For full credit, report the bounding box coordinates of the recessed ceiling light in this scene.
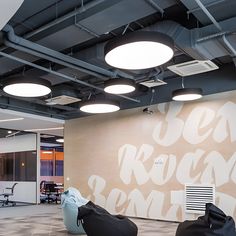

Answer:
[80,100,120,114]
[3,77,51,97]
[172,88,203,101]
[104,31,174,70]
[0,117,24,123]
[42,151,53,154]
[56,138,64,143]
[104,78,136,94]
[7,130,12,134]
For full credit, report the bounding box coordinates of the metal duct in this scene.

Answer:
[0,0,177,76]
[2,0,236,83]
[181,0,236,25]
[0,51,140,103]
[152,18,236,60]
[76,16,236,65]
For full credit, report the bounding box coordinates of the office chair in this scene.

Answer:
[45,182,60,203]
[0,183,18,206]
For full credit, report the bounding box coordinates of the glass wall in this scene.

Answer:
[0,151,37,181]
[40,150,64,177]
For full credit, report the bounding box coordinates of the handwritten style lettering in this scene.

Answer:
[87,99,236,221]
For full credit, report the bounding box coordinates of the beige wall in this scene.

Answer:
[64,91,236,221]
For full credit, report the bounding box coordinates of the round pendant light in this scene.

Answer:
[104,31,174,70]
[80,99,120,114]
[104,78,136,94]
[172,88,203,101]
[3,77,51,97]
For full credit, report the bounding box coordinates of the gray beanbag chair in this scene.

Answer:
[61,187,89,235]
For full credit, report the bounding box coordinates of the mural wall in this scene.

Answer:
[64,91,236,221]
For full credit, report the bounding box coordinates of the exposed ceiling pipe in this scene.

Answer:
[0,51,140,103]
[144,0,164,16]
[194,0,222,31]
[193,0,236,64]
[0,0,106,52]
[23,0,106,39]
[77,15,236,67]
[196,31,229,43]
[187,0,225,15]
[222,34,236,56]
[4,40,108,80]
[2,24,134,80]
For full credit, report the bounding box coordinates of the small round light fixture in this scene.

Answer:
[104,31,174,70]
[56,138,64,143]
[104,78,136,94]
[172,88,203,101]
[3,77,51,97]
[80,99,120,114]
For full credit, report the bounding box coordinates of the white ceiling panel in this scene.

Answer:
[0,109,64,136]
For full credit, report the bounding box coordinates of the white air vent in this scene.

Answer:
[185,184,215,214]
[45,95,81,105]
[140,79,167,88]
[168,60,219,76]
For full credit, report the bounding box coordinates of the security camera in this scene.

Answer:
[143,107,153,114]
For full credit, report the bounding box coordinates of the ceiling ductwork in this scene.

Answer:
[2,0,235,79]
[0,0,177,76]
[0,0,236,119]
[77,17,236,65]
[180,0,236,25]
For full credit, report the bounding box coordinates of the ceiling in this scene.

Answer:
[0,108,64,136]
[0,0,235,120]
[0,108,64,149]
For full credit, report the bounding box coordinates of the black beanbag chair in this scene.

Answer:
[77,201,138,236]
[176,203,236,236]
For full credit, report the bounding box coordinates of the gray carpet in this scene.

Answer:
[0,206,178,236]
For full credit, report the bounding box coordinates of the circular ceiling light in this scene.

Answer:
[3,77,51,97]
[80,99,120,114]
[104,31,174,70]
[104,78,136,94]
[172,88,203,101]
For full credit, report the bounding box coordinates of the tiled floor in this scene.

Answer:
[0,205,178,236]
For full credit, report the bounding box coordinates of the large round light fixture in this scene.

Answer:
[172,88,203,101]
[3,77,51,97]
[80,99,120,114]
[104,31,174,70]
[104,78,136,94]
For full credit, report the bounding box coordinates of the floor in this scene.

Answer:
[0,205,178,236]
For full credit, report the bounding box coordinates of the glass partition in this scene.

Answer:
[0,129,37,182]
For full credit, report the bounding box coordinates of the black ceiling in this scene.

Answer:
[0,0,235,120]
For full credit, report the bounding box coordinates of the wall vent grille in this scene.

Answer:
[167,60,219,76]
[185,184,215,214]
